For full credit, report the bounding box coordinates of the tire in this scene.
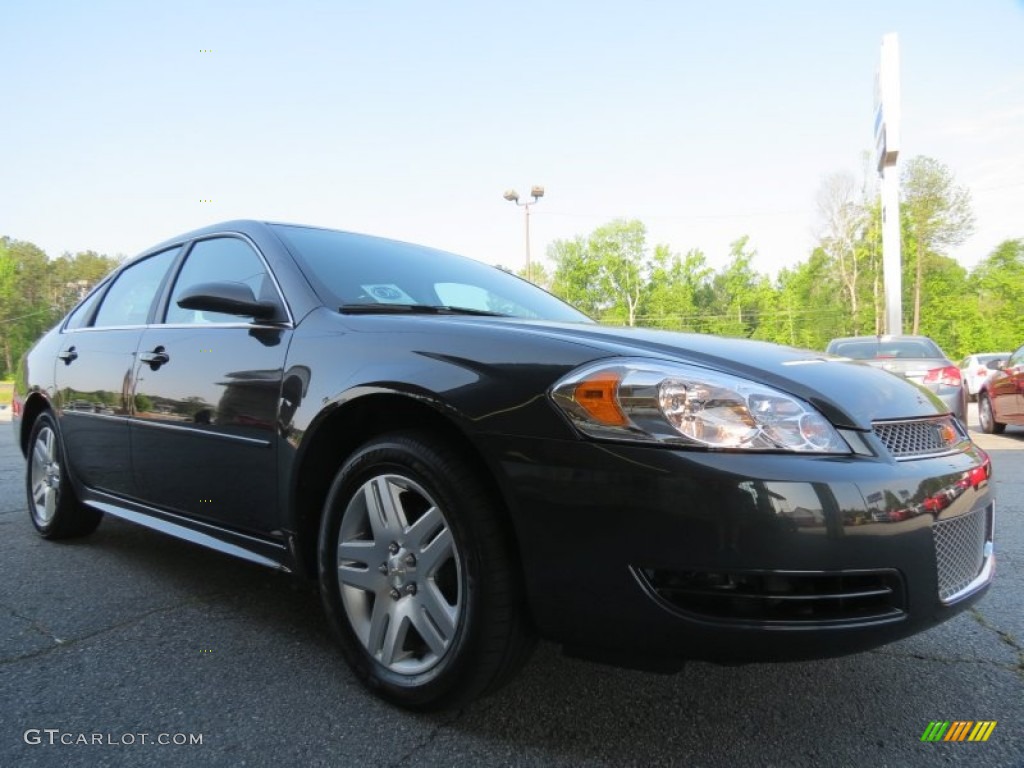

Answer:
[318,431,535,710]
[978,392,1005,435]
[25,411,103,538]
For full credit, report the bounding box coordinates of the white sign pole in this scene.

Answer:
[876,34,902,335]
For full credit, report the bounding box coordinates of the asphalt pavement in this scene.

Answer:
[2,407,1022,767]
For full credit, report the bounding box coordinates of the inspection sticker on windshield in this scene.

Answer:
[361,284,415,304]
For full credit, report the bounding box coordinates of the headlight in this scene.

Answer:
[550,359,850,453]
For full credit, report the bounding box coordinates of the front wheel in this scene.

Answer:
[978,392,1005,435]
[318,432,534,710]
[25,411,103,538]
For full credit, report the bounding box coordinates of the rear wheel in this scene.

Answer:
[318,431,534,710]
[25,412,103,538]
[978,392,1005,435]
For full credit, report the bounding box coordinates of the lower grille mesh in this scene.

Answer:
[934,505,989,602]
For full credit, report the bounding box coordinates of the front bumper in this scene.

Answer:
[483,435,994,665]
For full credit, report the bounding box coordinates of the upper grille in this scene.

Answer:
[934,505,991,602]
[873,417,966,459]
[636,567,905,626]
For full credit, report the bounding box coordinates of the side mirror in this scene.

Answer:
[176,281,279,320]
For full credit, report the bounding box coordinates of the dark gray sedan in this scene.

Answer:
[12,223,995,710]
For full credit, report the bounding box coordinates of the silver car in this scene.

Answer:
[826,335,967,422]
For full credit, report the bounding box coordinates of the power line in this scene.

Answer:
[0,307,55,325]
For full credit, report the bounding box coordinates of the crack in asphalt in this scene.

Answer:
[867,647,1019,674]
[386,705,472,767]
[0,601,65,645]
[0,589,245,667]
[970,607,1024,679]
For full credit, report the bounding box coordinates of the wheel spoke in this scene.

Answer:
[33,438,49,467]
[365,595,391,658]
[377,609,410,667]
[32,481,48,509]
[405,504,443,551]
[417,524,454,576]
[365,477,404,539]
[338,539,384,567]
[414,584,457,655]
[338,562,384,592]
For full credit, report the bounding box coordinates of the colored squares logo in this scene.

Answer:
[921,721,996,742]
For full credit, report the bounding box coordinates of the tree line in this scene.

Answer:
[534,155,1023,360]
[0,239,120,378]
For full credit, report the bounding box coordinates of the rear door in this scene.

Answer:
[54,248,179,496]
[130,236,292,534]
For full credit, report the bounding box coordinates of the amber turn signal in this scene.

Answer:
[573,372,628,426]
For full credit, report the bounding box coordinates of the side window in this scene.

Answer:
[64,281,109,330]
[165,237,272,324]
[1010,346,1024,367]
[92,249,179,328]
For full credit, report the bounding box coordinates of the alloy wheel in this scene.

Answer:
[29,425,61,526]
[336,473,462,675]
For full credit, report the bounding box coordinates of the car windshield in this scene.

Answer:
[271,224,591,323]
[831,339,943,360]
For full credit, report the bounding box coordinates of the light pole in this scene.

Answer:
[503,186,544,282]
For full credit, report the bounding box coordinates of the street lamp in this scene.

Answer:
[503,185,544,282]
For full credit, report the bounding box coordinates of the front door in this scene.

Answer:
[130,236,291,534]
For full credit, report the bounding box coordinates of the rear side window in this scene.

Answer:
[92,248,179,328]
[64,282,109,330]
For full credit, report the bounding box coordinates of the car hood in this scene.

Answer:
[334,314,950,430]
[475,320,948,430]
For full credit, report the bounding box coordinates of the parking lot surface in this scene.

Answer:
[2,408,1022,767]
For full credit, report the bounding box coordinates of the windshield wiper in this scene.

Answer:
[338,303,508,317]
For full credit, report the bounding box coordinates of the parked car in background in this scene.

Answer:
[825,335,967,422]
[13,222,995,710]
[978,343,1024,434]
[959,353,1011,401]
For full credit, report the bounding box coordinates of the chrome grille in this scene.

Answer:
[873,417,965,459]
[934,506,989,602]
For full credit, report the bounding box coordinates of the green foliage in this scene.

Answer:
[540,211,1017,360]
[0,237,119,378]
[901,155,976,334]
[550,220,654,326]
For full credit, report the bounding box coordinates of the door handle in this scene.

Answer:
[139,347,170,368]
[57,347,78,364]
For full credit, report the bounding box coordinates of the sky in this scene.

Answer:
[2,0,1022,278]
